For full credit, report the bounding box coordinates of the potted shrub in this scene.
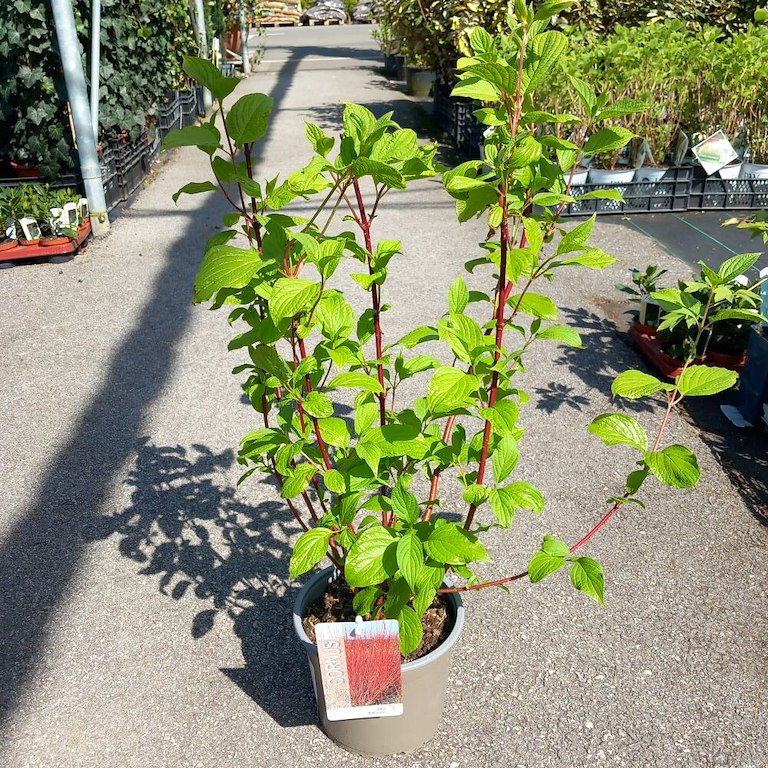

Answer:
[371,11,399,76]
[167,3,745,755]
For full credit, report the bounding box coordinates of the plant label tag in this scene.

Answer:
[315,618,403,721]
[692,130,739,175]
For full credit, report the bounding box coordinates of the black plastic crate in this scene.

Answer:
[561,166,692,217]
[157,91,182,137]
[99,144,121,211]
[688,166,768,210]
[108,133,151,199]
[179,89,198,128]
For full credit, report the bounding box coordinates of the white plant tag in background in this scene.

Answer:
[315,618,403,721]
[692,130,739,175]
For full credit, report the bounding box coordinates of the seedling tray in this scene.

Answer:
[0,220,91,263]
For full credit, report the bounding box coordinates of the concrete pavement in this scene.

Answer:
[1,25,766,768]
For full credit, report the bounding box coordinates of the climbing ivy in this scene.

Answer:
[0,0,198,177]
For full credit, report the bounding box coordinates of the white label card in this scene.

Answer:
[315,618,403,721]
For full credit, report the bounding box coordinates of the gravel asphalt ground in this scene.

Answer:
[1,25,766,768]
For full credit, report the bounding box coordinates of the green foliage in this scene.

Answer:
[173,9,737,657]
[0,0,198,177]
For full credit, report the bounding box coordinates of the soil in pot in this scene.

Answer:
[302,578,451,662]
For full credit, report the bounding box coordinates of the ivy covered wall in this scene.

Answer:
[0,0,198,177]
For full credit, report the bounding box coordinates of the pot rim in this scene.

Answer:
[293,566,465,673]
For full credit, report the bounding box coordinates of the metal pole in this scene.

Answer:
[50,0,109,234]
[89,0,101,141]
[193,0,213,112]
[239,0,251,75]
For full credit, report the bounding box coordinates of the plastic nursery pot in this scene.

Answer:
[0,239,18,252]
[18,238,40,247]
[741,163,768,180]
[405,68,435,98]
[705,350,746,368]
[634,167,668,182]
[394,55,406,82]
[40,236,72,247]
[293,567,465,756]
[736,327,768,424]
[382,53,398,78]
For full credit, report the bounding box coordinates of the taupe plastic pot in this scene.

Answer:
[293,567,465,756]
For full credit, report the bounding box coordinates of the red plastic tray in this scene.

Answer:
[0,221,91,262]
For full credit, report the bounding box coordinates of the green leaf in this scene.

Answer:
[269,278,319,321]
[711,309,765,323]
[289,527,332,579]
[557,215,595,254]
[626,468,649,495]
[163,122,221,151]
[354,401,378,436]
[569,557,605,605]
[424,523,488,565]
[327,372,383,393]
[505,482,545,514]
[397,532,424,590]
[677,365,738,397]
[451,76,500,102]
[391,483,420,525]
[488,488,515,527]
[183,55,238,101]
[541,535,570,557]
[250,345,292,383]
[194,245,262,302]
[556,248,617,270]
[281,464,316,499]
[528,551,566,582]
[172,181,218,204]
[352,157,405,189]
[492,435,519,483]
[226,93,273,146]
[305,121,334,156]
[525,30,567,94]
[645,445,700,488]
[536,325,582,347]
[717,253,760,283]
[449,276,470,314]
[583,127,635,156]
[324,469,346,494]
[611,370,669,399]
[480,400,520,436]
[303,391,334,419]
[352,586,383,616]
[509,292,558,320]
[426,367,478,415]
[588,413,648,452]
[317,417,350,448]
[397,605,423,656]
[442,314,486,364]
[345,526,397,587]
[396,326,439,349]
[462,483,491,505]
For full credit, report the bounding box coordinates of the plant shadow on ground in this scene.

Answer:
[556,307,768,521]
[88,439,318,728]
[536,306,655,415]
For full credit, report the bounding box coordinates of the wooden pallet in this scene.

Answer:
[304,17,344,25]
[258,20,300,27]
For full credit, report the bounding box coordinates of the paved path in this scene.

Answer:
[1,26,766,768]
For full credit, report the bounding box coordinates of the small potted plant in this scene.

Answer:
[618,264,668,336]
[0,188,19,252]
[167,3,747,755]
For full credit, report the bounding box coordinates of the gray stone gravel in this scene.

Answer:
[1,25,766,768]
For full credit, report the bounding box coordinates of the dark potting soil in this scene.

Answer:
[302,579,452,662]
